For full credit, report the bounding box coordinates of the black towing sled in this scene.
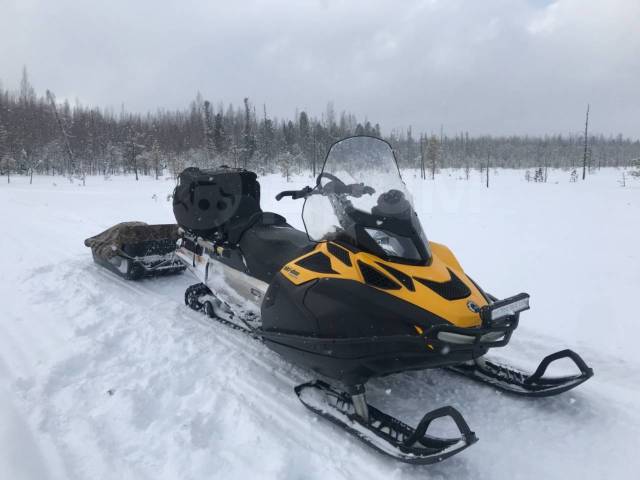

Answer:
[85,222,185,280]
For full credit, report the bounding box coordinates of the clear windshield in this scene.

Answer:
[302,136,430,263]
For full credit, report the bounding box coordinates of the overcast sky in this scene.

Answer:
[1,0,638,137]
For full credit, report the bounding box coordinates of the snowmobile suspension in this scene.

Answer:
[348,384,370,423]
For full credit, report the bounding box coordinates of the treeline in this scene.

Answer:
[1,69,639,182]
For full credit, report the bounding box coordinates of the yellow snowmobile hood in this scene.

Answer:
[281,241,488,329]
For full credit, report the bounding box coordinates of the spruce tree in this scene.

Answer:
[426,135,439,179]
[298,111,311,168]
[203,100,215,163]
[241,98,256,169]
[212,113,228,156]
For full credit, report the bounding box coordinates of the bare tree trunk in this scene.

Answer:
[582,104,589,180]
[439,124,444,176]
[463,133,469,180]
[130,139,139,181]
[312,132,317,178]
[420,137,425,180]
[431,151,436,180]
[486,154,490,188]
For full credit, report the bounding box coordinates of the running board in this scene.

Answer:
[295,380,477,464]
[448,349,593,397]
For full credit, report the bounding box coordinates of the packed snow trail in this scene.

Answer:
[1,171,640,479]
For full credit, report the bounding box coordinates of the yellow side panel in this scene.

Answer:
[281,241,487,328]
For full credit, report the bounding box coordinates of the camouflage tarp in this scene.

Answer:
[84,222,180,259]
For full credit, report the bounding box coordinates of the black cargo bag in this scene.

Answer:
[172,167,261,239]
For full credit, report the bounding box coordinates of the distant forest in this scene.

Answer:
[1,68,639,182]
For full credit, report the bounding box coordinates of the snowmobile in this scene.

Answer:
[173,136,593,464]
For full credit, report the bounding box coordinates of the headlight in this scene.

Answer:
[364,228,421,261]
[481,293,530,324]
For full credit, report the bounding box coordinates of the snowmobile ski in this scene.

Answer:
[447,349,593,397]
[295,380,477,464]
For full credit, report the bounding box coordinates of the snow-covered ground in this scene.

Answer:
[1,168,639,480]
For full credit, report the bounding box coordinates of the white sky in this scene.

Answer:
[1,0,638,137]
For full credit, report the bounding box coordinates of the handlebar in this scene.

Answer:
[316,172,375,197]
[275,179,375,202]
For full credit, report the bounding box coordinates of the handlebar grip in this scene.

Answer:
[276,186,313,201]
[275,190,297,201]
[292,186,313,199]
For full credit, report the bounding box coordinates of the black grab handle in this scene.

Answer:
[403,406,477,447]
[525,349,594,385]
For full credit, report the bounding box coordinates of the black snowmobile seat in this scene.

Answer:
[239,217,312,284]
[226,211,285,245]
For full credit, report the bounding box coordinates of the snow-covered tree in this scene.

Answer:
[0,120,9,181]
[125,130,145,180]
[241,98,256,169]
[619,171,627,187]
[426,135,439,180]
[0,154,16,183]
[150,140,163,179]
[570,169,578,182]
[23,148,41,184]
[212,112,228,158]
[1,70,639,178]
[203,100,215,164]
[277,151,295,182]
[298,111,312,169]
[533,168,544,182]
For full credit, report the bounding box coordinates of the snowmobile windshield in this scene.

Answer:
[303,136,432,265]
